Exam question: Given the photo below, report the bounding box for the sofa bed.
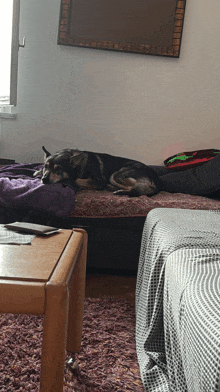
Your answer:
[1,153,220,273]
[136,207,220,392]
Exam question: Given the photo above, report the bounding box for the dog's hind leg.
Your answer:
[109,174,136,195]
[110,172,160,197]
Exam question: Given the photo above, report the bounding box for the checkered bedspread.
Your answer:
[135,208,220,392]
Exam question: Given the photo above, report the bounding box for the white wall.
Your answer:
[1,0,220,164]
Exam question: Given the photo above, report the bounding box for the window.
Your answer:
[0,0,20,107]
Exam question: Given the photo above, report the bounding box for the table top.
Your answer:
[0,230,73,282]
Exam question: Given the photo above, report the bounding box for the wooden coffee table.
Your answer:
[0,228,87,391]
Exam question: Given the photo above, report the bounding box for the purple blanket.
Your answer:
[0,163,75,224]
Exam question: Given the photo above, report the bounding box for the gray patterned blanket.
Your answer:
[135,208,220,392]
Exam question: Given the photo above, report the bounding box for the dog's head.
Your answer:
[34,146,85,185]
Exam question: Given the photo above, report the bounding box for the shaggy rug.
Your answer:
[0,294,144,391]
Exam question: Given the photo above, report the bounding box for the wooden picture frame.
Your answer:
[58,0,186,58]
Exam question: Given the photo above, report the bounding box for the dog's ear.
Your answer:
[42,146,51,161]
[70,151,84,168]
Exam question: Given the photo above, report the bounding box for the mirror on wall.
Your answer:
[58,0,186,57]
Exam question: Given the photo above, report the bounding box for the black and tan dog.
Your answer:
[34,146,162,197]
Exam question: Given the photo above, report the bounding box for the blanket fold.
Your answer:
[0,163,75,225]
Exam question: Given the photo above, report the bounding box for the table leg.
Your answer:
[40,284,69,392]
[66,230,87,353]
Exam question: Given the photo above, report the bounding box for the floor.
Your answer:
[85,274,137,298]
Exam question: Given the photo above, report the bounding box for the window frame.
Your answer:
[0,0,20,108]
[10,0,20,106]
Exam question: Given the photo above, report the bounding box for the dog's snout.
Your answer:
[41,178,48,184]
[41,176,49,184]
[41,171,51,184]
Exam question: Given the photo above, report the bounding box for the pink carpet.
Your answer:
[0,294,144,391]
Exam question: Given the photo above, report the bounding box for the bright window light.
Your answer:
[0,0,13,102]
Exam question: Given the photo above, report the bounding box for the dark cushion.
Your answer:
[150,165,168,176]
[160,153,220,196]
[164,149,220,170]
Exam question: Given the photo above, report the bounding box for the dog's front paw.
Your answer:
[33,170,42,178]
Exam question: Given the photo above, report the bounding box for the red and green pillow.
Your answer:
[164,149,220,170]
